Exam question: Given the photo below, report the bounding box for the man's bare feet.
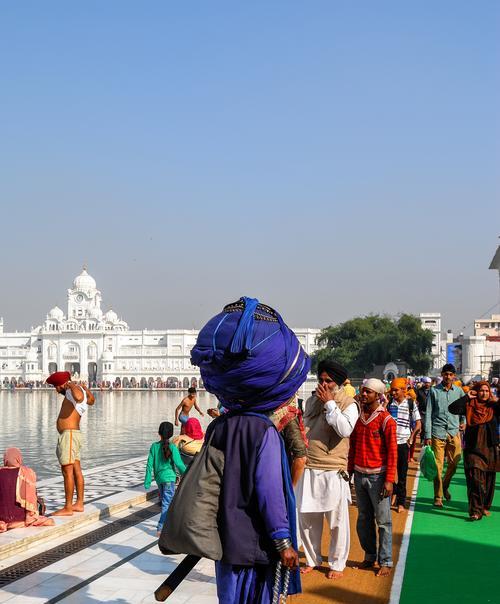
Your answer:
[326,570,343,580]
[434,497,443,508]
[300,565,321,575]
[72,504,84,513]
[376,566,392,577]
[51,507,73,516]
[397,505,405,514]
[483,509,491,517]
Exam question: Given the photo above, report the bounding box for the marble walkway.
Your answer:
[0,457,218,603]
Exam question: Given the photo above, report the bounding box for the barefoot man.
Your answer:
[46,371,95,516]
[174,387,204,432]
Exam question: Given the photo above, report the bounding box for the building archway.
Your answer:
[166,377,178,388]
[183,377,190,389]
[130,377,137,388]
[140,377,147,388]
[88,362,98,383]
[65,362,80,376]
[123,377,130,388]
[48,362,58,374]
[190,377,198,388]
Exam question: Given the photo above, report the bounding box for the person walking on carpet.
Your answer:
[449,381,499,520]
[348,378,397,577]
[424,364,465,508]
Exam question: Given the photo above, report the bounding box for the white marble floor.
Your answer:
[37,456,149,511]
[0,506,217,604]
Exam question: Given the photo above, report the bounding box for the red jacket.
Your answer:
[347,405,397,483]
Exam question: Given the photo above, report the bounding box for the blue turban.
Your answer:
[191,297,311,413]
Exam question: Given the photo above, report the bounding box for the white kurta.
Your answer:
[296,398,359,571]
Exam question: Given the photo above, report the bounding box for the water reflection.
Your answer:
[0,390,217,479]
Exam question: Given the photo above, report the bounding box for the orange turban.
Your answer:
[391,378,407,390]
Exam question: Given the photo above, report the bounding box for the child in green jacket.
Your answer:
[144,421,187,535]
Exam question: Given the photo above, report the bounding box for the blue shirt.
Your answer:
[424,383,465,439]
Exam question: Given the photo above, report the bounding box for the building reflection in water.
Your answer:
[0,390,216,479]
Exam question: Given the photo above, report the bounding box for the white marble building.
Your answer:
[419,312,446,369]
[460,335,500,381]
[0,268,320,387]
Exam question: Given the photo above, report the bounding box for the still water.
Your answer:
[0,390,217,480]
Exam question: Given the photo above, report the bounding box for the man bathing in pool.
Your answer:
[46,371,95,516]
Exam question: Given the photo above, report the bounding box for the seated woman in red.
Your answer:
[0,447,55,532]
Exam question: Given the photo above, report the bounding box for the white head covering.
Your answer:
[422,377,432,384]
[362,378,386,395]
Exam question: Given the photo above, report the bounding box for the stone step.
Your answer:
[0,457,158,562]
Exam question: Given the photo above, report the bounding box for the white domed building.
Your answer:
[0,268,321,388]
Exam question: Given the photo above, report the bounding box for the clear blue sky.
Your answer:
[1,1,499,333]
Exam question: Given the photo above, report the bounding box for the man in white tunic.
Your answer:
[296,360,359,580]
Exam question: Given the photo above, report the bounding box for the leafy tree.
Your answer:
[312,314,434,377]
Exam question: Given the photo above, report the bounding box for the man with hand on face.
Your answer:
[348,379,397,577]
[296,360,359,580]
[424,364,465,507]
[46,371,95,516]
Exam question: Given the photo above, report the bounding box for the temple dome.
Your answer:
[104,310,118,323]
[48,306,64,320]
[73,267,97,292]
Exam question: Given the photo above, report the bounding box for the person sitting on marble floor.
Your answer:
[0,447,54,533]
[172,417,205,463]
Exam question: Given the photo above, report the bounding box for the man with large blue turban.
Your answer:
[191,297,310,604]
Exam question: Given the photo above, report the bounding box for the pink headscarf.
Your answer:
[0,447,54,532]
[3,447,23,468]
[184,418,204,441]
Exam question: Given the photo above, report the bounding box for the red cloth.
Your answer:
[347,406,398,483]
[46,371,71,387]
[0,447,54,532]
[184,418,204,440]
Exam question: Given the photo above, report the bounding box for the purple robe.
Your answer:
[215,427,289,603]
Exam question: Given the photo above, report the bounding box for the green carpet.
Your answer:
[399,464,500,604]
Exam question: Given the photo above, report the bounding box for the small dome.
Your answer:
[48,306,64,320]
[73,267,97,292]
[104,309,118,323]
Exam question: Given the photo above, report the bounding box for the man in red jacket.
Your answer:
[348,378,397,577]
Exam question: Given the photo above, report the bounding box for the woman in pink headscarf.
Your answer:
[0,448,54,532]
[172,418,205,459]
